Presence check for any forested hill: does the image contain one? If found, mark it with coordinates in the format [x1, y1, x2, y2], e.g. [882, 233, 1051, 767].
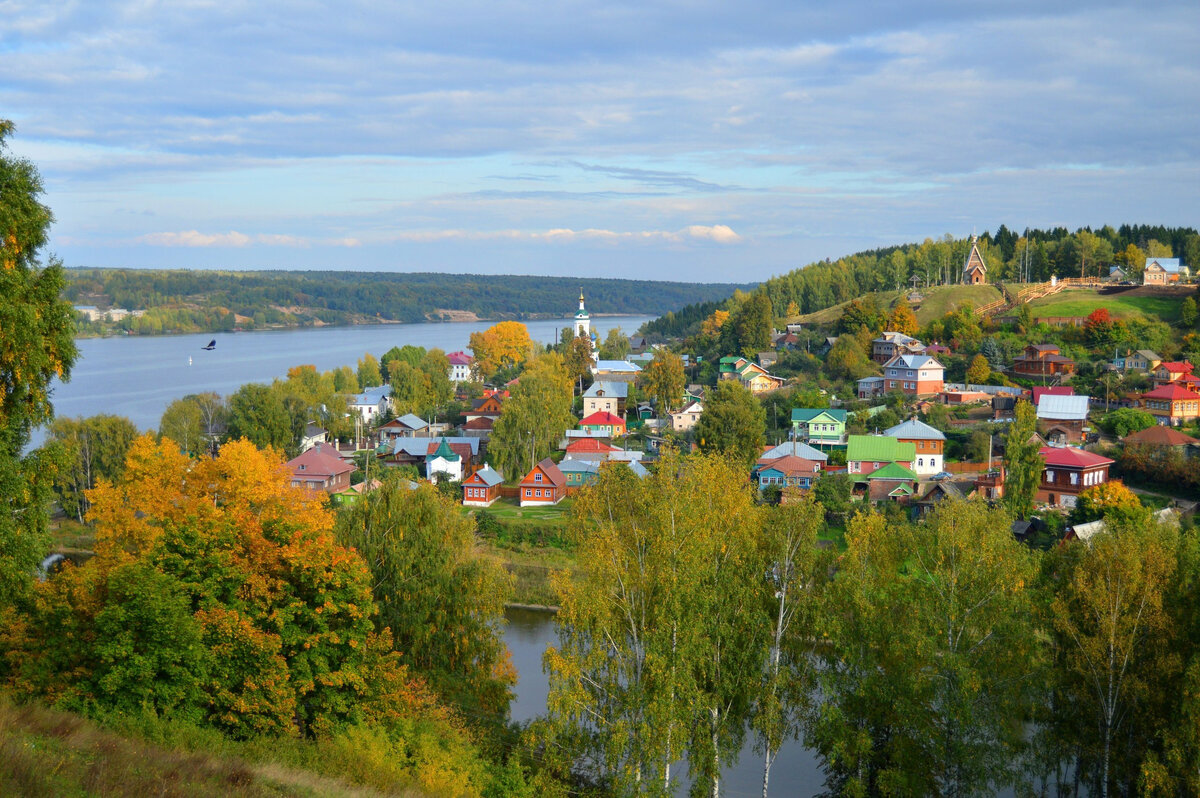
[64, 268, 751, 335]
[640, 224, 1199, 337]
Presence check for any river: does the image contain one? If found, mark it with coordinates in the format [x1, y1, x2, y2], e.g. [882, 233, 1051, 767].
[504, 608, 827, 797]
[42, 316, 653, 435]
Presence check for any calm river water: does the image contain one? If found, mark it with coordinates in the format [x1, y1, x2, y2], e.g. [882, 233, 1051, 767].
[504, 608, 826, 797]
[43, 316, 653, 435]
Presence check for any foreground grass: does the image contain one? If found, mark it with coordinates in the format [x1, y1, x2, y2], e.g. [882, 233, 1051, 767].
[0, 698, 407, 798]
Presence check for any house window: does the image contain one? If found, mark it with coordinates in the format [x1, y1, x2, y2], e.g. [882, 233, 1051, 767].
[535, 489, 542, 497]
[1045, 470, 1054, 483]
[525, 488, 532, 497]
[535, 473, 542, 482]
[918, 458, 924, 467]
[1070, 472, 1078, 485]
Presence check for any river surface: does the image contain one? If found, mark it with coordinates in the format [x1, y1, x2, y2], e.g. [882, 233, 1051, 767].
[504, 608, 826, 798]
[42, 316, 653, 435]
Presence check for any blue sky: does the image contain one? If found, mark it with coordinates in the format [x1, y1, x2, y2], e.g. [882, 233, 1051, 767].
[3, 1, 1197, 282]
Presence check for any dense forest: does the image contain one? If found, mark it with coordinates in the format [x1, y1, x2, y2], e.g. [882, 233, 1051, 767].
[63, 268, 750, 336]
[641, 224, 1200, 338]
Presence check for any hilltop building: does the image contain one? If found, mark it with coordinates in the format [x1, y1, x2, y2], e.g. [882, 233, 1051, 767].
[962, 236, 988, 285]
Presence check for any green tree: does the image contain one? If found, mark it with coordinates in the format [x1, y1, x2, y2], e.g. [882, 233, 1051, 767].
[563, 334, 594, 394]
[694, 380, 766, 467]
[639, 348, 686, 418]
[227, 383, 292, 453]
[335, 477, 514, 719]
[1051, 515, 1178, 798]
[966, 354, 991, 384]
[599, 326, 631, 360]
[1069, 481, 1142, 525]
[1002, 400, 1043, 519]
[0, 120, 78, 607]
[356, 352, 382, 390]
[1182, 297, 1198, 328]
[48, 415, 140, 522]
[1101, 407, 1155, 437]
[489, 355, 574, 479]
[730, 292, 774, 357]
[159, 396, 204, 455]
[388, 360, 434, 417]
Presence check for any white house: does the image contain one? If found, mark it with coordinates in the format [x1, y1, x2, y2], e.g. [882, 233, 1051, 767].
[425, 437, 463, 484]
[447, 351, 473, 383]
[348, 385, 391, 424]
[670, 401, 704, 433]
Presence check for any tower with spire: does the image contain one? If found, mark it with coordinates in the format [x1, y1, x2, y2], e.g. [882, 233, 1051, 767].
[962, 235, 988, 285]
[574, 290, 591, 339]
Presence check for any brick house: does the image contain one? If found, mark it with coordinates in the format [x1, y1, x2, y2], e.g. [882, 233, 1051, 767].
[881, 354, 945, 398]
[1037, 446, 1114, 508]
[1036, 394, 1091, 444]
[286, 442, 353, 494]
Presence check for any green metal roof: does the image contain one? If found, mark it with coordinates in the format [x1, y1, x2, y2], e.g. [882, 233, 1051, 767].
[846, 435, 916, 464]
[426, 437, 460, 462]
[791, 408, 847, 424]
[866, 462, 918, 481]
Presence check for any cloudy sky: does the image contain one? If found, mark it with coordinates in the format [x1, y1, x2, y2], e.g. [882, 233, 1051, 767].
[3, 1, 1197, 282]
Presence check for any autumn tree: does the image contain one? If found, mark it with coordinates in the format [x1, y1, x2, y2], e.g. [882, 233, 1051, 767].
[563, 333, 594, 394]
[469, 320, 533, 380]
[966, 353, 991, 384]
[9, 437, 420, 739]
[356, 352, 383, 389]
[694, 380, 766, 467]
[1003, 400, 1043, 519]
[1070, 481, 1142, 525]
[0, 120, 78, 606]
[639, 347, 686, 418]
[599, 326, 631, 360]
[489, 354, 573, 479]
[700, 309, 730, 340]
[888, 301, 919, 335]
[335, 476, 514, 719]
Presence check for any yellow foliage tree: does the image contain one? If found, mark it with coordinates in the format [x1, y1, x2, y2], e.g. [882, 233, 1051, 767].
[888, 301, 919, 335]
[468, 321, 532, 380]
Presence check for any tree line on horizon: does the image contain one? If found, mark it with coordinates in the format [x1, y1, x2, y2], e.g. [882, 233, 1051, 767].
[641, 224, 1200, 340]
[63, 267, 750, 334]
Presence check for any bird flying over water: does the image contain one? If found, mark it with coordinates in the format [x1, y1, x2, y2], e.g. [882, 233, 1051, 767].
[201, 339, 216, 350]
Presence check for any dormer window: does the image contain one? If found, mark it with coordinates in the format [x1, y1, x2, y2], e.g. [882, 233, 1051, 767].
[534, 473, 543, 482]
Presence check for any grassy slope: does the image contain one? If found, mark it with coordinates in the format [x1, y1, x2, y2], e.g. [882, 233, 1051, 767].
[794, 284, 1003, 326]
[1024, 288, 1183, 323]
[0, 699, 405, 798]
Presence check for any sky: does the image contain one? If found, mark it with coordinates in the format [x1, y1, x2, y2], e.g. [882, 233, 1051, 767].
[3, 1, 1198, 283]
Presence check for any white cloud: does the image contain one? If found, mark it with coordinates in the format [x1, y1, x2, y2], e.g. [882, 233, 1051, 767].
[136, 230, 360, 247]
[373, 225, 742, 245]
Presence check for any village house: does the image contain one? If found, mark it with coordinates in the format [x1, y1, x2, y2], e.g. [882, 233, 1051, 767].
[753, 454, 822, 492]
[580, 410, 627, 437]
[465, 394, 504, 422]
[447, 351, 473, 382]
[871, 331, 925, 364]
[1140, 383, 1200, 426]
[348, 385, 391, 424]
[883, 419, 945, 476]
[856, 376, 886, 400]
[462, 465, 504, 507]
[458, 415, 495, 438]
[564, 437, 621, 461]
[557, 457, 600, 489]
[1151, 361, 1195, 388]
[1142, 257, 1189, 286]
[425, 437, 463, 484]
[861, 462, 920, 502]
[1038, 446, 1114, 508]
[378, 413, 428, 442]
[299, 422, 327, 452]
[1036, 394, 1091, 444]
[761, 440, 829, 464]
[286, 442, 353, 494]
[1011, 344, 1076, 379]
[592, 360, 642, 383]
[1111, 349, 1162, 373]
[846, 435, 916, 475]
[962, 236, 988, 285]
[881, 354, 945, 398]
[1122, 425, 1199, 450]
[791, 408, 848, 447]
[670, 401, 704, 433]
[385, 436, 481, 472]
[582, 381, 628, 417]
[519, 458, 568, 506]
[718, 356, 784, 394]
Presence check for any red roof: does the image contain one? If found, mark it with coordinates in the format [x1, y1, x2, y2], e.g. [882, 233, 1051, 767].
[1158, 361, 1194, 374]
[426, 441, 472, 461]
[581, 411, 626, 427]
[1038, 446, 1113, 469]
[567, 438, 620, 454]
[461, 416, 495, 431]
[447, 351, 472, 366]
[1123, 426, 1200, 446]
[1142, 383, 1200, 401]
[287, 442, 353, 479]
[1032, 386, 1074, 405]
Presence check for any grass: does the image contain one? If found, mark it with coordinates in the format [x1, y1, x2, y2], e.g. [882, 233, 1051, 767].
[1025, 288, 1182, 323]
[469, 497, 574, 524]
[481, 541, 579, 607]
[793, 284, 1004, 327]
[49, 517, 95, 553]
[0, 697, 405, 798]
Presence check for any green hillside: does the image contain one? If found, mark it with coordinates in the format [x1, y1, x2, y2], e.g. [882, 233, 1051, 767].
[794, 284, 1003, 326]
[1024, 287, 1186, 323]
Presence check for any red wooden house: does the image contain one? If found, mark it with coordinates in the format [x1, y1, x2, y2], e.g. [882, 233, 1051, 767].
[519, 458, 567, 506]
[462, 465, 504, 507]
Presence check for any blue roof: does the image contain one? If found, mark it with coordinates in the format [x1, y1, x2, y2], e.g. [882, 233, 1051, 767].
[390, 436, 481, 457]
[471, 465, 504, 487]
[395, 413, 428, 430]
[583, 380, 629, 399]
[594, 360, 641, 373]
[791, 408, 847, 424]
[883, 419, 946, 441]
[761, 441, 829, 461]
[352, 385, 391, 405]
[557, 458, 600, 475]
[1145, 257, 1184, 273]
